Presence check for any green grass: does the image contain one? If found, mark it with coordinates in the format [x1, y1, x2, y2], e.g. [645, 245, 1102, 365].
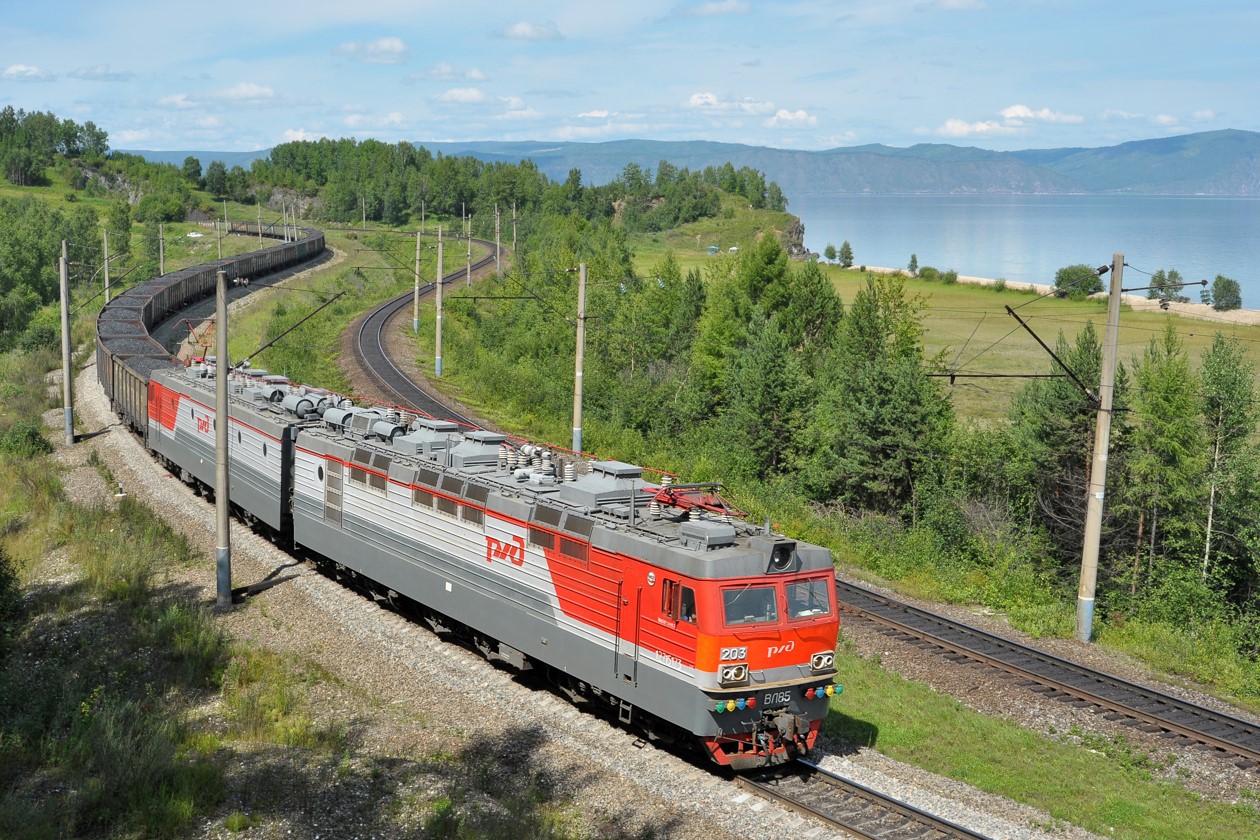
[827, 651, 1260, 839]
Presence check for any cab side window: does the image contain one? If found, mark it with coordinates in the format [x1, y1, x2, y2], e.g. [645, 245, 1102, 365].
[661, 580, 698, 623]
[680, 586, 697, 623]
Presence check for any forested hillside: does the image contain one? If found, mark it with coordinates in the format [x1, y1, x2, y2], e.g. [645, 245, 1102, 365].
[3, 118, 1257, 711]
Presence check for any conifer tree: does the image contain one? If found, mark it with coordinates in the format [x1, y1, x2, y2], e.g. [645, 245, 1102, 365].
[802, 275, 950, 515]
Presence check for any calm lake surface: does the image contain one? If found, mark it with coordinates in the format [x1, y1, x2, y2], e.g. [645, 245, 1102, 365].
[789, 194, 1260, 307]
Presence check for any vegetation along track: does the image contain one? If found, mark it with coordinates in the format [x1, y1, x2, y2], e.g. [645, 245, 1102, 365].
[736, 760, 990, 839]
[352, 236, 495, 428]
[836, 579, 1260, 769]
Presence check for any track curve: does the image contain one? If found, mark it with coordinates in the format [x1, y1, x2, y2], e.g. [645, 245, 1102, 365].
[352, 237, 496, 429]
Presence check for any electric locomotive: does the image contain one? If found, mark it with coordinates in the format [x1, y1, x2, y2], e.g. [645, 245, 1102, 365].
[145, 359, 842, 769]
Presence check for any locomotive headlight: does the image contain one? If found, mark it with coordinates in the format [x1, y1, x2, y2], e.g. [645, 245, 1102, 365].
[811, 651, 835, 671]
[719, 663, 748, 686]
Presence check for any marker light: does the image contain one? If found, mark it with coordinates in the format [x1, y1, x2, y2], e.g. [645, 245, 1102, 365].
[805, 688, 816, 699]
[715, 701, 725, 713]
[736, 698, 747, 710]
[725, 700, 736, 712]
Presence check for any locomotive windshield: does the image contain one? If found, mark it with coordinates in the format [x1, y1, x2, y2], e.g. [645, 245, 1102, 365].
[723, 585, 778, 626]
[787, 578, 832, 619]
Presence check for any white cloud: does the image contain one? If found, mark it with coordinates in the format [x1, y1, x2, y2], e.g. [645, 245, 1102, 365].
[2, 64, 53, 82]
[1102, 109, 1142, 121]
[411, 63, 487, 83]
[337, 37, 409, 64]
[282, 128, 321, 142]
[936, 118, 1017, 138]
[686, 92, 774, 115]
[1000, 104, 1083, 124]
[936, 104, 1082, 138]
[196, 116, 222, 129]
[578, 110, 611, 118]
[438, 87, 488, 104]
[764, 109, 817, 128]
[499, 21, 563, 41]
[1192, 109, 1215, 121]
[214, 82, 278, 104]
[158, 93, 197, 110]
[69, 64, 134, 82]
[116, 129, 151, 144]
[498, 106, 542, 122]
[553, 120, 650, 140]
[1154, 114, 1178, 126]
[343, 111, 406, 129]
[676, 0, 749, 16]
[924, 0, 987, 9]
[822, 131, 859, 146]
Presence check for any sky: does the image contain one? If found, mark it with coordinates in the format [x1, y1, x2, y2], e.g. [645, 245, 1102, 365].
[1, 0, 1256, 154]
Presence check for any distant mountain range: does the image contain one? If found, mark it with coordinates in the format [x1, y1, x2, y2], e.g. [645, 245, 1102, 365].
[123, 129, 1260, 197]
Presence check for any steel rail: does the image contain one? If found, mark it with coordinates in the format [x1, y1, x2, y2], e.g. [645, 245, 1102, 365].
[736, 759, 991, 839]
[351, 238, 496, 429]
[835, 579, 1260, 768]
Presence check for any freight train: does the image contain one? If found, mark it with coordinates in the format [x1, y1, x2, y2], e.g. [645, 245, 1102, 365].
[96, 222, 842, 769]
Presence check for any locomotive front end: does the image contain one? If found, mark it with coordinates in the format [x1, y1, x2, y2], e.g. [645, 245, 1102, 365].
[694, 535, 841, 770]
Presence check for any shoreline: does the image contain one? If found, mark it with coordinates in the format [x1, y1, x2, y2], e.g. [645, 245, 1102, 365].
[861, 265, 1260, 327]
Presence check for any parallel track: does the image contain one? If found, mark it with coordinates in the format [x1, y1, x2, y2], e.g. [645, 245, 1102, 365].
[836, 579, 1260, 769]
[736, 760, 990, 839]
[352, 238, 496, 428]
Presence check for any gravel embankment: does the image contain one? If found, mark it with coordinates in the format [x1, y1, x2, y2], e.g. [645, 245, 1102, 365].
[49, 356, 1112, 840]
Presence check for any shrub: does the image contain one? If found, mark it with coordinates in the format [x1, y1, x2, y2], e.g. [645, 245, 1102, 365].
[0, 547, 19, 649]
[918, 266, 940, 282]
[942, 270, 958, 285]
[0, 420, 52, 457]
[1053, 264, 1103, 299]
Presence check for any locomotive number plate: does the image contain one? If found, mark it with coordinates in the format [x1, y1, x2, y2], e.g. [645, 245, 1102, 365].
[719, 646, 747, 661]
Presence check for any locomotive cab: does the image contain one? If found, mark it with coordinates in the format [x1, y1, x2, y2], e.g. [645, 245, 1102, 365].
[666, 535, 841, 769]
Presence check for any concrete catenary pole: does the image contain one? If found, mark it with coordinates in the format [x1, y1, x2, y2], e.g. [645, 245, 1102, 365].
[435, 227, 444, 378]
[159, 223, 165, 276]
[1077, 253, 1124, 642]
[465, 215, 472, 287]
[59, 241, 73, 446]
[413, 229, 422, 333]
[494, 203, 501, 272]
[572, 263, 587, 453]
[215, 269, 233, 609]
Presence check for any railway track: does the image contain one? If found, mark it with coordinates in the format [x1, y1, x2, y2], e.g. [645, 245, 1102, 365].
[836, 579, 1260, 769]
[736, 760, 990, 839]
[352, 237, 495, 428]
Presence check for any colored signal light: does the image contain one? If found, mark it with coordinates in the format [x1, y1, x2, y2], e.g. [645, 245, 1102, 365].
[714, 701, 725, 713]
[725, 700, 736, 712]
[736, 698, 746, 710]
[805, 688, 816, 699]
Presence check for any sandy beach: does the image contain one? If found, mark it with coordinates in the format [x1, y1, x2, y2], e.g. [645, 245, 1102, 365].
[862, 266, 1260, 327]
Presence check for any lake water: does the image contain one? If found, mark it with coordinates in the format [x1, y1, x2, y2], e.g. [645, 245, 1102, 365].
[789, 194, 1260, 307]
